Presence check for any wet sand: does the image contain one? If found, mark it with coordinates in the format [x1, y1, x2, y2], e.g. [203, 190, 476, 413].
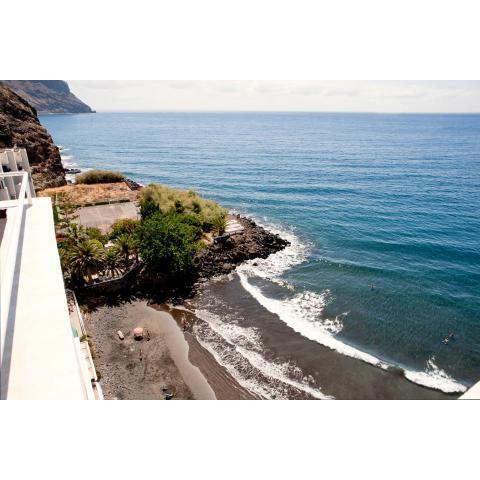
[192, 274, 458, 400]
[153, 303, 256, 399]
[84, 300, 253, 399]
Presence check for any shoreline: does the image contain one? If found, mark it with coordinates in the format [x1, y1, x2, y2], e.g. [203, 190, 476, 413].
[78, 213, 293, 400]
[189, 273, 458, 399]
[84, 291, 456, 400]
[80, 218, 462, 400]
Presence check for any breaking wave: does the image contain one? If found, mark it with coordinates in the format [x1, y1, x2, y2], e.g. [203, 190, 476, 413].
[236, 217, 467, 394]
[193, 308, 332, 399]
[404, 356, 467, 394]
[61, 154, 77, 167]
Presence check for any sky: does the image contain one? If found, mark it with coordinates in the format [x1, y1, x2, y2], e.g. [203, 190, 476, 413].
[68, 81, 480, 113]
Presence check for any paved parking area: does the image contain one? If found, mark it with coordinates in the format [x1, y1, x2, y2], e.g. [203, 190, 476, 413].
[76, 202, 139, 233]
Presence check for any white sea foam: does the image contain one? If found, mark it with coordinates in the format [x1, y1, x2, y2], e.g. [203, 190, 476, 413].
[61, 154, 78, 168]
[195, 308, 261, 350]
[237, 271, 388, 368]
[404, 356, 467, 393]
[194, 309, 331, 399]
[235, 346, 333, 399]
[238, 220, 310, 285]
[237, 218, 375, 357]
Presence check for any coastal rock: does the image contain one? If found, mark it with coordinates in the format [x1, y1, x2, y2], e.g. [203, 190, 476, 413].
[124, 177, 143, 191]
[0, 82, 66, 190]
[2, 80, 94, 114]
[195, 216, 289, 278]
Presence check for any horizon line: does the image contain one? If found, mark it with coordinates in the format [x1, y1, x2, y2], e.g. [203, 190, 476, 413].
[40, 109, 480, 115]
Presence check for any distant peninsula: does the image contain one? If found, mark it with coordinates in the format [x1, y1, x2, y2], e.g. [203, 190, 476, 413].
[2, 80, 94, 114]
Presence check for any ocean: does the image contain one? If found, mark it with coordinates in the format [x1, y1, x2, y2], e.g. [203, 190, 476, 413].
[41, 112, 480, 399]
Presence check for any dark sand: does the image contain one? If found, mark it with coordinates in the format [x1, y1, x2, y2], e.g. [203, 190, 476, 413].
[83, 276, 458, 400]
[84, 300, 253, 400]
[151, 303, 256, 399]
[192, 274, 458, 400]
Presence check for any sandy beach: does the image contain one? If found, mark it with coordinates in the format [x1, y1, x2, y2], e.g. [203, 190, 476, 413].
[84, 300, 255, 400]
[83, 290, 457, 400]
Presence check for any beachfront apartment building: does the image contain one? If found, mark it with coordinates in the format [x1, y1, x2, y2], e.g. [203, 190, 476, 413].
[0, 147, 102, 400]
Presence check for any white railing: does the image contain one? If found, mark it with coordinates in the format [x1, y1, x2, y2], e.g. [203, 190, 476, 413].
[68, 289, 104, 400]
[0, 171, 32, 365]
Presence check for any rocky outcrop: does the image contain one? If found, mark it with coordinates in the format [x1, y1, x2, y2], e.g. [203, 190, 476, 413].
[2, 80, 93, 114]
[0, 82, 66, 190]
[195, 215, 289, 279]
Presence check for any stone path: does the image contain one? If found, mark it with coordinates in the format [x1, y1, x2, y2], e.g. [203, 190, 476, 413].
[225, 218, 244, 235]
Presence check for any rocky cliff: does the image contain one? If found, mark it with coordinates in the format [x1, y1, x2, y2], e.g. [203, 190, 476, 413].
[0, 82, 66, 190]
[2, 80, 93, 114]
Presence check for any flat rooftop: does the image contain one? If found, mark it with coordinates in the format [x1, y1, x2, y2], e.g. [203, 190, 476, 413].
[1, 197, 88, 399]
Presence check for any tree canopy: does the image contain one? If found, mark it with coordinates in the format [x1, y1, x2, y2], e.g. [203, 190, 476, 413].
[134, 211, 202, 279]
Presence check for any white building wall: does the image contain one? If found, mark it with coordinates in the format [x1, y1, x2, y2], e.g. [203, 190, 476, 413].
[1, 198, 88, 399]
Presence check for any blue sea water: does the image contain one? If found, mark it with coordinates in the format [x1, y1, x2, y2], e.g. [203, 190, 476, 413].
[41, 112, 480, 393]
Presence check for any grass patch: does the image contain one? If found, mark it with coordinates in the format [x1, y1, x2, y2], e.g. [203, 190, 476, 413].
[76, 170, 125, 185]
[140, 183, 226, 231]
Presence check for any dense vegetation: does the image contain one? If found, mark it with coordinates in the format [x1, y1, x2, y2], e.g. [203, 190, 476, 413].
[56, 193, 136, 285]
[140, 183, 227, 232]
[75, 169, 125, 185]
[109, 218, 139, 239]
[58, 223, 135, 285]
[135, 211, 202, 278]
[56, 182, 227, 285]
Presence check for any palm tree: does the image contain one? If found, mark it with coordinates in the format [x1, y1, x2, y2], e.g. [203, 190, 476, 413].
[114, 234, 136, 270]
[64, 222, 88, 246]
[103, 247, 123, 278]
[66, 239, 106, 284]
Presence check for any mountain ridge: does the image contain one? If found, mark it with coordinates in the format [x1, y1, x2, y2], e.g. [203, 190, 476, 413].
[2, 80, 94, 114]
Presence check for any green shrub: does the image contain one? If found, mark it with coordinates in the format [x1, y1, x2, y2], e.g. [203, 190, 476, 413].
[76, 170, 125, 185]
[140, 183, 226, 231]
[178, 213, 203, 240]
[134, 211, 201, 278]
[109, 218, 139, 239]
[86, 227, 109, 245]
[139, 198, 159, 219]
